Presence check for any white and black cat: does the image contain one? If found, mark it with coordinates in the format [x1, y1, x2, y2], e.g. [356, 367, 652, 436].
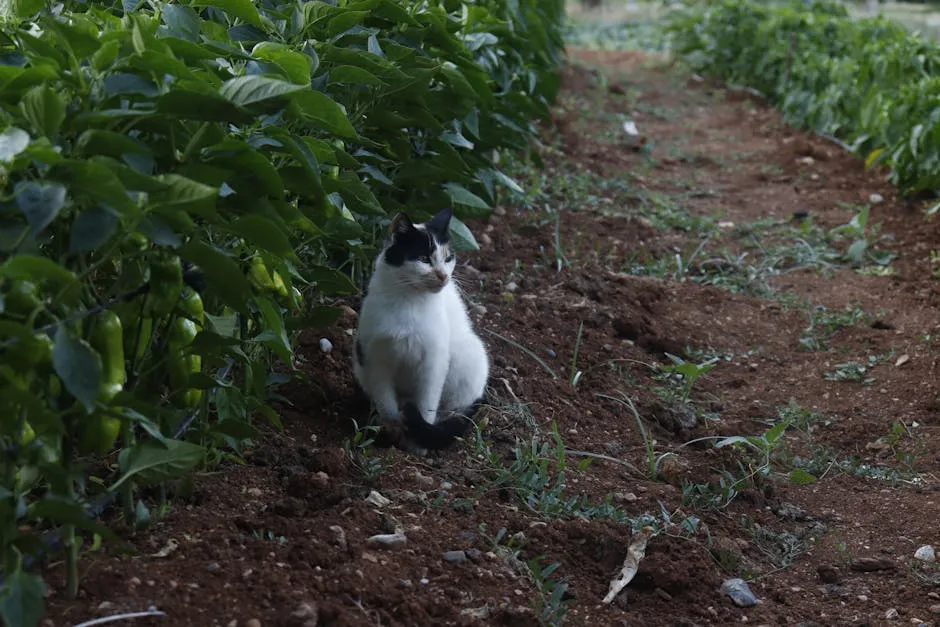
[352, 208, 489, 450]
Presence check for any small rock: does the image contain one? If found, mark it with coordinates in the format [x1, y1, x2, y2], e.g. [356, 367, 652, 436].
[929, 592, 940, 600]
[311, 471, 330, 489]
[851, 556, 896, 572]
[246, 620, 262, 627]
[291, 602, 318, 627]
[206, 562, 221, 573]
[505, 281, 518, 292]
[479, 233, 492, 247]
[885, 608, 899, 620]
[511, 531, 526, 545]
[720, 578, 757, 608]
[614, 492, 638, 503]
[128, 577, 141, 586]
[870, 193, 884, 204]
[466, 548, 483, 562]
[461, 606, 491, 620]
[97, 601, 117, 612]
[858, 595, 868, 602]
[914, 545, 935, 562]
[246, 487, 263, 498]
[366, 532, 407, 550]
[411, 468, 434, 488]
[471, 305, 487, 316]
[440, 481, 454, 491]
[399, 579, 413, 588]
[329, 525, 347, 551]
[365, 490, 390, 508]
[319, 338, 333, 354]
[443, 550, 467, 564]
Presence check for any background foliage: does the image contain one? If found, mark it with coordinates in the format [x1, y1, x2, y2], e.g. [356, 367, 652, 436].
[0, 0, 564, 621]
[667, 0, 940, 196]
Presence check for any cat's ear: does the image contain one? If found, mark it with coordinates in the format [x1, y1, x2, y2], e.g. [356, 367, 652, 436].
[426, 208, 453, 242]
[389, 212, 415, 237]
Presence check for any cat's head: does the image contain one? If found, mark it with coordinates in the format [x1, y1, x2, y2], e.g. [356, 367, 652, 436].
[380, 208, 455, 293]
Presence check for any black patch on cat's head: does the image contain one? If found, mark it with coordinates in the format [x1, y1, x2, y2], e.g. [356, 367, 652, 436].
[425, 208, 452, 245]
[383, 212, 436, 267]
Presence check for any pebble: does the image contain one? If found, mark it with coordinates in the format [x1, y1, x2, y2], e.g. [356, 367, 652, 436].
[246, 487, 263, 497]
[365, 490, 390, 508]
[291, 602, 318, 627]
[870, 193, 884, 204]
[885, 608, 899, 620]
[614, 492, 638, 503]
[97, 601, 117, 612]
[720, 578, 757, 607]
[246, 620, 262, 627]
[319, 338, 333, 353]
[329, 525, 348, 551]
[440, 481, 454, 491]
[929, 592, 940, 600]
[366, 532, 407, 550]
[914, 545, 936, 562]
[505, 281, 518, 292]
[399, 579, 413, 589]
[206, 562, 221, 573]
[443, 550, 468, 564]
[471, 305, 487, 316]
[466, 548, 483, 562]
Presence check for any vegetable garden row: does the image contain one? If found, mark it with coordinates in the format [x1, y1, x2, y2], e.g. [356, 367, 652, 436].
[0, 0, 563, 623]
[668, 0, 940, 197]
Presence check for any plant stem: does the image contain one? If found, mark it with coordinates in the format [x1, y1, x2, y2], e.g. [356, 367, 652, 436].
[62, 421, 79, 599]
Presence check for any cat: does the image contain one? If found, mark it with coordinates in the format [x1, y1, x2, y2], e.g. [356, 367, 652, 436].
[352, 208, 489, 450]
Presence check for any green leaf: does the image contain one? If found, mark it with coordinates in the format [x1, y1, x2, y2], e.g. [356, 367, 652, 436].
[16, 181, 67, 235]
[157, 90, 251, 123]
[28, 499, 120, 541]
[150, 174, 218, 218]
[307, 265, 357, 295]
[112, 439, 205, 490]
[290, 90, 357, 139]
[52, 325, 103, 413]
[0, 255, 75, 285]
[327, 171, 384, 216]
[228, 215, 295, 259]
[329, 65, 386, 86]
[20, 85, 66, 139]
[788, 469, 817, 485]
[0, 569, 45, 627]
[193, 0, 263, 27]
[69, 206, 119, 254]
[444, 182, 489, 210]
[252, 42, 312, 84]
[74, 130, 153, 158]
[448, 216, 479, 252]
[180, 240, 252, 313]
[219, 76, 306, 107]
[0, 127, 30, 163]
[255, 297, 292, 364]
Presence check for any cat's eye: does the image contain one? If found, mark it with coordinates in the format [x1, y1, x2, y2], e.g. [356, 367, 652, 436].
[445, 253, 455, 263]
[417, 255, 431, 264]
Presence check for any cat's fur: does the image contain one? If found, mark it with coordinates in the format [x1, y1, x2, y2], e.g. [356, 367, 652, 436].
[353, 208, 489, 450]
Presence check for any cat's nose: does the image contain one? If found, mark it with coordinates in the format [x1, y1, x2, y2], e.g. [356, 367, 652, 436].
[434, 270, 448, 282]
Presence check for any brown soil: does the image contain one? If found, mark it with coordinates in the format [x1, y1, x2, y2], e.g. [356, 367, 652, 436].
[43, 49, 940, 627]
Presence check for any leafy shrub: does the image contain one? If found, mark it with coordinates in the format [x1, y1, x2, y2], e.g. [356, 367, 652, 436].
[0, 0, 564, 621]
[666, 0, 940, 194]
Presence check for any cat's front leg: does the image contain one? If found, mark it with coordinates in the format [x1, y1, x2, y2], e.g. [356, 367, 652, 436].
[413, 357, 448, 425]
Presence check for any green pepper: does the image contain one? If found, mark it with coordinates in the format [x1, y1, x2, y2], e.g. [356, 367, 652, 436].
[289, 286, 304, 312]
[122, 232, 148, 254]
[7, 332, 53, 370]
[179, 289, 204, 327]
[3, 281, 43, 317]
[168, 317, 202, 408]
[247, 257, 276, 293]
[271, 271, 289, 299]
[90, 311, 125, 403]
[78, 412, 122, 456]
[116, 298, 153, 362]
[146, 255, 183, 318]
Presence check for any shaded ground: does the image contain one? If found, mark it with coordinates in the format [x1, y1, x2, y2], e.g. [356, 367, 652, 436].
[43, 49, 940, 626]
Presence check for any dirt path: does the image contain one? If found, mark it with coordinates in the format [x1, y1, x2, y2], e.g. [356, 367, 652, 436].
[44, 50, 940, 627]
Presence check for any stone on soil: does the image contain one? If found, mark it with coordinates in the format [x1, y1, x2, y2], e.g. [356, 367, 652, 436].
[720, 578, 757, 607]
